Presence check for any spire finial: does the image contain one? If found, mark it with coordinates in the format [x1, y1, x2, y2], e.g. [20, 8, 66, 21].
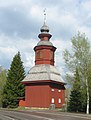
[43, 8, 46, 24]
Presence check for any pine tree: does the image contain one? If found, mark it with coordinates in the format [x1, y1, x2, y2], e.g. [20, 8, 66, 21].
[67, 69, 82, 112]
[2, 52, 25, 108]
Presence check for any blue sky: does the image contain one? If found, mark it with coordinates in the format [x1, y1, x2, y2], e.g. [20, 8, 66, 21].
[0, 0, 91, 76]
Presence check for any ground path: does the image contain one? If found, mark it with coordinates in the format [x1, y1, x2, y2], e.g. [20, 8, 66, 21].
[0, 109, 91, 120]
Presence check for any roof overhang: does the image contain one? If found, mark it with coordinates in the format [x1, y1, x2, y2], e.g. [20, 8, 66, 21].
[21, 80, 66, 85]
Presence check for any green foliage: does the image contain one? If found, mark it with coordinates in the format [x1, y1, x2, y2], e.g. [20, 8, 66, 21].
[63, 32, 91, 113]
[0, 68, 7, 107]
[2, 52, 25, 108]
[68, 90, 81, 112]
[67, 69, 86, 112]
[63, 32, 91, 74]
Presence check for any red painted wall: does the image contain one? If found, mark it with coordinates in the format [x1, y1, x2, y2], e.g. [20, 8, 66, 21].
[25, 84, 51, 108]
[51, 88, 65, 108]
[34, 46, 56, 65]
[25, 83, 65, 108]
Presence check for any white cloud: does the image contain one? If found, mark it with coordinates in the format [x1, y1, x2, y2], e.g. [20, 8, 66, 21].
[81, 0, 91, 12]
[0, 33, 36, 69]
[0, 0, 91, 76]
[0, 46, 17, 56]
[23, 52, 34, 69]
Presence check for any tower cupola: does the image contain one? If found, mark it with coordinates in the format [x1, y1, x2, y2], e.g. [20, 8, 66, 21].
[38, 23, 52, 40]
[38, 10, 52, 40]
[41, 23, 49, 33]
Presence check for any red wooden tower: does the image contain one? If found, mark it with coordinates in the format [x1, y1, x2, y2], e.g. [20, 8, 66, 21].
[21, 21, 66, 108]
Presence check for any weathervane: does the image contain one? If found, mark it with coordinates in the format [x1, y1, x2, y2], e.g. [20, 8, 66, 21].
[43, 8, 46, 24]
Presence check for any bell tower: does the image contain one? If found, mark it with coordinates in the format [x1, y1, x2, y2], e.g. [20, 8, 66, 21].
[21, 11, 66, 109]
[34, 22, 56, 65]
[34, 9, 56, 65]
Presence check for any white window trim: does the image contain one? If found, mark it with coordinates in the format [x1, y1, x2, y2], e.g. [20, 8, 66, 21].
[51, 89, 54, 92]
[58, 89, 61, 92]
[58, 98, 61, 103]
[51, 98, 55, 103]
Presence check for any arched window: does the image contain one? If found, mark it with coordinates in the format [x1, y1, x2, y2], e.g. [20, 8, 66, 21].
[58, 89, 61, 92]
[51, 89, 54, 92]
[58, 98, 61, 103]
[36, 50, 42, 59]
[51, 98, 55, 103]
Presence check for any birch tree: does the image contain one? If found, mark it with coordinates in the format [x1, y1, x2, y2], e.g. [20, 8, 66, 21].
[63, 32, 91, 114]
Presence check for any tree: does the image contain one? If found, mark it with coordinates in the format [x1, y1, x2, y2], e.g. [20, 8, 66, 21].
[68, 90, 81, 112]
[67, 68, 86, 112]
[63, 32, 91, 114]
[2, 52, 25, 108]
[0, 67, 7, 107]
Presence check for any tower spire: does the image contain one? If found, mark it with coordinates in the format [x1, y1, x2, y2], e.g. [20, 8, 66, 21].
[38, 9, 52, 40]
[43, 8, 46, 24]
